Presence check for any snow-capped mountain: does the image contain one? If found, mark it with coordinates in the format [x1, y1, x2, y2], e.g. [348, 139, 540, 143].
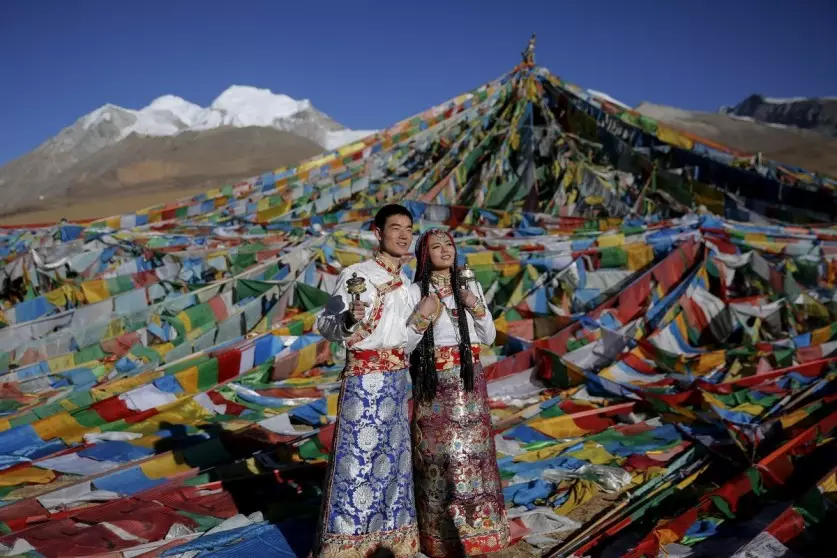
[64, 85, 373, 154]
[0, 87, 375, 216]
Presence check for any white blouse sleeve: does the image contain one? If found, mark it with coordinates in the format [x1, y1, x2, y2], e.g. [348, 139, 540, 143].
[405, 283, 429, 353]
[316, 268, 361, 343]
[469, 282, 496, 345]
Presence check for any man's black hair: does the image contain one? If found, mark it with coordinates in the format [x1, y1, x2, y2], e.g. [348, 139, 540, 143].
[373, 204, 413, 231]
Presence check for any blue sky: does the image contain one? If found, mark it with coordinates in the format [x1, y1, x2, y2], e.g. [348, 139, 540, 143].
[1, 0, 835, 165]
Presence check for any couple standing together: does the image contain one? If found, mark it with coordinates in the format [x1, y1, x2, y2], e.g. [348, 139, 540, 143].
[313, 204, 509, 558]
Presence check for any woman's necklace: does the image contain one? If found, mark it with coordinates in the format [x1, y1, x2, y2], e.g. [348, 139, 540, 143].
[429, 271, 453, 298]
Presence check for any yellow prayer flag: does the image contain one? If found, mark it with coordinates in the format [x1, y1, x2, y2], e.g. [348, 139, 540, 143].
[626, 243, 654, 271]
[0, 466, 56, 487]
[655, 528, 683, 547]
[779, 407, 811, 430]
[811, 325, 833, 346]
[744, 233, 768, 244]
[689, 351, 726, 375]
[140, 453, 195, 479]
[43, 288, 67, 308]
[730, 402, 767, 417]
[177, 311, 193, 332]
[301, 312, 317, 332]
[31, 411, 90, 444]
[493, 314, 508, 334]
[93, 371, 162, 400]
[47, 354, 76, 373]
[295, 343, 318, 375]
[554, 479, 599, 516]
[598, 233, 625, 248]
[819, 471, 837, 498]
[255, 201, 291, 224]
[81, 279, 110, 303]
[176, 366, 200, 393]
[335, 250, 364, 267]
[326, 393, 339, 418]
[466, 252, 495, 267]
[528, 414, 592, 439]
[567, 443, 617, 465]
[125, 398, 213, 436]
[657, 126, 694, 150]
[154, 343, 176, 358]
[630, 466, 666, 486]
[501, 263, 521, 277]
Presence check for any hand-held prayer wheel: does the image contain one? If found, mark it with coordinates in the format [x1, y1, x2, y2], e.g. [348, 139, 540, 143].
[458, 264, 476, 292]
[346, 272, 367, 301]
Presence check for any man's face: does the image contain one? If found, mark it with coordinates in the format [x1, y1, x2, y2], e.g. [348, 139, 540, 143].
[375, 214, 413, 257]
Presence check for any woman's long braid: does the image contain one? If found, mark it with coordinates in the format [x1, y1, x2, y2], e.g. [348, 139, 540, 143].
[451, 267, 475, 392]
[409, 240, 438, 403]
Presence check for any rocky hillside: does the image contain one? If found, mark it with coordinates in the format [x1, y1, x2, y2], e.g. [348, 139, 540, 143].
[636, 102, 837, 176]
[721, 95, 837, 138]
[1, 127, 325, 218]
[0, 86, 373, 216]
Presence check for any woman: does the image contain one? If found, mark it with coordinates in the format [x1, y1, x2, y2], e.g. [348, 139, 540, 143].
[406, 228, 509, 557]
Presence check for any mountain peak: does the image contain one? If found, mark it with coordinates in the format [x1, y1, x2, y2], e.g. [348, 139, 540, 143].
[23, 86, 370, 160]
[81, 103, 133, 129]
[210, 86, 312, 127]
[146, 94, 202, 114]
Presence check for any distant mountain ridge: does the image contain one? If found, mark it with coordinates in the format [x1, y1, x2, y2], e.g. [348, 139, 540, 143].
[0, 86, 375, 216]
[720, 94, 837, 138]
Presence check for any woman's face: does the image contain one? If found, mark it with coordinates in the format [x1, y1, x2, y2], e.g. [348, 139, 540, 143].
[427, 233, 455, 271]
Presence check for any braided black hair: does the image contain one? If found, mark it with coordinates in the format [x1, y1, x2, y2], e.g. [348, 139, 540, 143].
[409, 231, 475, 402]
[451, 265, 475, 392]
[409, 262, 438, 403]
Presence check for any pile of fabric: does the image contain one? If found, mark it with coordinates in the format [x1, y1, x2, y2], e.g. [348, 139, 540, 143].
[0, 47, 834, 557]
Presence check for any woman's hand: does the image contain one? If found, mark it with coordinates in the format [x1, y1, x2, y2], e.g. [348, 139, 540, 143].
[418, 294, 440, 318]
[460, 288, 478, 309]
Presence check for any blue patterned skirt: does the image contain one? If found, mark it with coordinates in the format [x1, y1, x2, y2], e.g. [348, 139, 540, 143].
[314, 368, 419, 558]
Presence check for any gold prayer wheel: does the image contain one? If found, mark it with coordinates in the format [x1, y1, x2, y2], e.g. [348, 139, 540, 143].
[346, 272, 367, 301]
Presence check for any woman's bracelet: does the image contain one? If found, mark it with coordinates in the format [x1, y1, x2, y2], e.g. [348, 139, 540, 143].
[469, 302, 487, 319]
[408, 309, 434, 333]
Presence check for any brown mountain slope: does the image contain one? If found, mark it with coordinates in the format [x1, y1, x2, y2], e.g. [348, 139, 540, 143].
[635, 103, 837, 176]
[0, 127, 323, 223]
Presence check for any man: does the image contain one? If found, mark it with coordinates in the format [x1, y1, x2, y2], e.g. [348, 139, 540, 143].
[313, 204, 419, 558]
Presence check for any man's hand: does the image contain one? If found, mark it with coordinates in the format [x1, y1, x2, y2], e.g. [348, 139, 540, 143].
[345, 299, 369, 326]
[417, 294, 440, 318]
[460, 288, 478, 309]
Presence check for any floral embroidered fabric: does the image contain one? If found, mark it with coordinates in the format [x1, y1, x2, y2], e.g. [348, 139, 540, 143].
[344, 348, 408, 377]
[433, 344, 480, 371]
[412, 356, 509, 557]
[314, 369, 418, 557]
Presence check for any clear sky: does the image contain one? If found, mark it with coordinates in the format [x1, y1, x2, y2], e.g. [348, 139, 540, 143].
[1, 0, 835, 165]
